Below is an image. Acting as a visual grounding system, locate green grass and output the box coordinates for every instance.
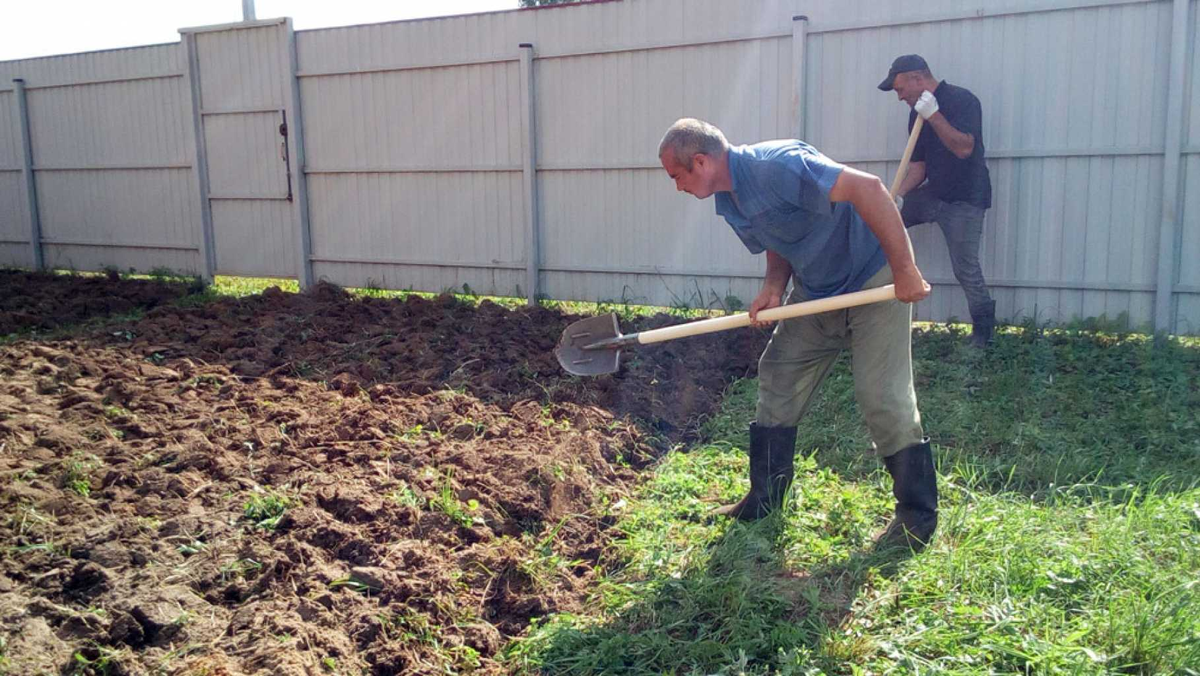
[506,326,1200,675]
[798,323,1200,494]
[243,490,292,531]
[198,275,723,322]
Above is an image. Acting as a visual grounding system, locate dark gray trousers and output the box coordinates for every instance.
[901,186,993,313]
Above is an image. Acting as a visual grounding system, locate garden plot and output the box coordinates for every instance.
[0,279,767,675]
[0,270,198,336]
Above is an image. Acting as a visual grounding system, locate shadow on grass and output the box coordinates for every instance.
[513,514,923,675]
[774,323,1200,501]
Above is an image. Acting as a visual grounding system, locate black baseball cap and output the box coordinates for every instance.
[878,54,929,91]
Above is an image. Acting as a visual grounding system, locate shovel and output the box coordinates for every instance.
[554,284,897,376]
[556,117,925,377]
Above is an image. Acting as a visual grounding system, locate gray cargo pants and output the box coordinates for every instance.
[901,186,993,313]
[755,265,925,459]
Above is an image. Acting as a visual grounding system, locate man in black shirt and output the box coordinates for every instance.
[879,55,996,348]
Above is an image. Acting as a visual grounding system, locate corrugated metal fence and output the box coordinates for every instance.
[0,0,1197,334]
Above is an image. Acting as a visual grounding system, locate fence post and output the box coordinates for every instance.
[519,43,540,306]
[1153,0,1189,340]
[13,79,43,271]
[283,18,314,290]
[181,33,216,282]
[791,15,809,140]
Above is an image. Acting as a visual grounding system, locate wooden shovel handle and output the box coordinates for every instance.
[889,115,924,199]
[636,285,896,345]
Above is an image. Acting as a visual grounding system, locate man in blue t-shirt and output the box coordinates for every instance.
[658,118,938,550]
[880,54,996,348]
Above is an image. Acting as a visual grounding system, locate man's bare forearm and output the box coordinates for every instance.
[764,250,793,292]
[856,183,919,275]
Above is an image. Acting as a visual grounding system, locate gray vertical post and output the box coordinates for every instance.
[1153,0,1189,339]
[283,19,314,290]
[519,43,540,306]
[791,16,809,140]
[181,33,216,282]
[242,0,256,21]
[13,79,42,271]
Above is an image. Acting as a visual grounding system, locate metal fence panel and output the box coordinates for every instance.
[1174,0,1200,332]
[0,44,200,273]
[0,89,29,266]
[534,38,790,305]
[297,29,526,294]
[0,44,182,85]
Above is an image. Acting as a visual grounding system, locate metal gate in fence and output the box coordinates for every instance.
[182,18,310,282]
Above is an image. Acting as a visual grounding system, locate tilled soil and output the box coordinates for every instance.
[0,281,768,675]
[0,269,196,335]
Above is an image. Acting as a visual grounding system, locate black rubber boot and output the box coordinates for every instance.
[711,423,796,521]
[877,438,938,550]
[969,299,996,349]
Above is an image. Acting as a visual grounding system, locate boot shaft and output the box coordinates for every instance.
[883,438,937,513]
[749,422,797,482]
[970,300,997,347]
[709,423,796,520]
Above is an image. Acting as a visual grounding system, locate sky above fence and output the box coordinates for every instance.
[0,0,518,61]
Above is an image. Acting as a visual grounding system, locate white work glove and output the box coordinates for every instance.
[894,194,904,211]
[915,90,939,120]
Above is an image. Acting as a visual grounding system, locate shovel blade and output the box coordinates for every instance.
[554,313,623,376]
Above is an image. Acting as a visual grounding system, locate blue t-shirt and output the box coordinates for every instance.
[714,141,887,299]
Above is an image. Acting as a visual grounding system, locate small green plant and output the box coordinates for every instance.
[429,471,483,529]
[8,502,53,538]
[321,656,337,672]
[329,577,373,595]
[148,266,183,280]
[386,482,425,509]
[189,374,224,388]
[13,542,62,556]
[219,557,263,582]
[63,454,97,498]
[518,518,583,593]
[71,642,127,675]
[243,490,292,530]
[176,539,206,556]
[399,424,440,441]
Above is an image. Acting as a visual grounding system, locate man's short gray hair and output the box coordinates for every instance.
[658,118,729,171]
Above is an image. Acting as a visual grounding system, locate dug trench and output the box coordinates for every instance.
[0,280,768,674]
